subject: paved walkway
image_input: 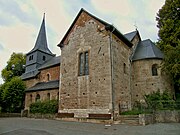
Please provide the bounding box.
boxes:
[0,118,180,135]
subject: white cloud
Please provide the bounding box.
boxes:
[90,0,165,41]
[91,0,133,17]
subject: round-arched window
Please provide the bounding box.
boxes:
[30,94,32,103]
[47,93,50,100]
[152,64,158,76]
[47,73,50,81]
[36,94,40,102]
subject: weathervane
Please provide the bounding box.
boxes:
[134,21,138,30]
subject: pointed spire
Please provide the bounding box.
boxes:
[27,14,53,55]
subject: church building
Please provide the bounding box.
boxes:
[57,9,173,119]
[22,9,173,120]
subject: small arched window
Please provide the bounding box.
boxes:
[29,55,33,61]
[43,56,46,61]
[36,94,40,102]
[47,73,50,81]
[47,93,50,100]
[30,94,32,103]
[152,64,158,76]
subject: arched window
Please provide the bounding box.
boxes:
[152,64,158,76]
[47,73,50,81]
[43,56,46,61]
[29,56,31,61]
[47,93,50,100]
[35,94,40,102]
[30,94,32,103]
[29,55,33,61]
[79,51,89,76]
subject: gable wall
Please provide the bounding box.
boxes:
[63,11,105,45]
[59,12,113,117]
[111,34,132,115]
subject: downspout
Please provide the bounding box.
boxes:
[129,58,132,110]
[109,26,115,120]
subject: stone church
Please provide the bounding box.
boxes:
[22,9,173,119]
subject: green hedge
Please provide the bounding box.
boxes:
[144,90,177,110]
[30,100,58,114]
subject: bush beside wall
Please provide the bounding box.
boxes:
[30,100,58,114]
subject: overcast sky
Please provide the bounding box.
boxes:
[0,0,165,84]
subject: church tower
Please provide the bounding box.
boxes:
[21,14,55,80]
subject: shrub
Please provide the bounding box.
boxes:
[144,90,176,110]
[30,100,58,114]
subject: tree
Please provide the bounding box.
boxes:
[0,52,26,112]
[156,0,180,92]
[1,52,26,82]
[0,77,25,112]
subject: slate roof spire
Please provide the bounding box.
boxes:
[21,14,55,80]
[132,39,164,61]
[27,13,53,55]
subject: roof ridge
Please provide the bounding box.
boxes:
[58,8,132,48]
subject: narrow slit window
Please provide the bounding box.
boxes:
[43,56,46,61]
[57,92,59,100]
[85,52,89,75]
[47,74,50,81]
[123,63,126,74]
[79,53,84,76]
[29,56,31,61]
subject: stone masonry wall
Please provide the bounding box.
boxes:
[25,89,59,110]
[39,66,60,82]
[129,34,141,59]
[59,11,112,118]
[24,77,39,89]
[24,65,60,110]
[131,59,173,104]
[131,34,140,47]
[111,34,131,115]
